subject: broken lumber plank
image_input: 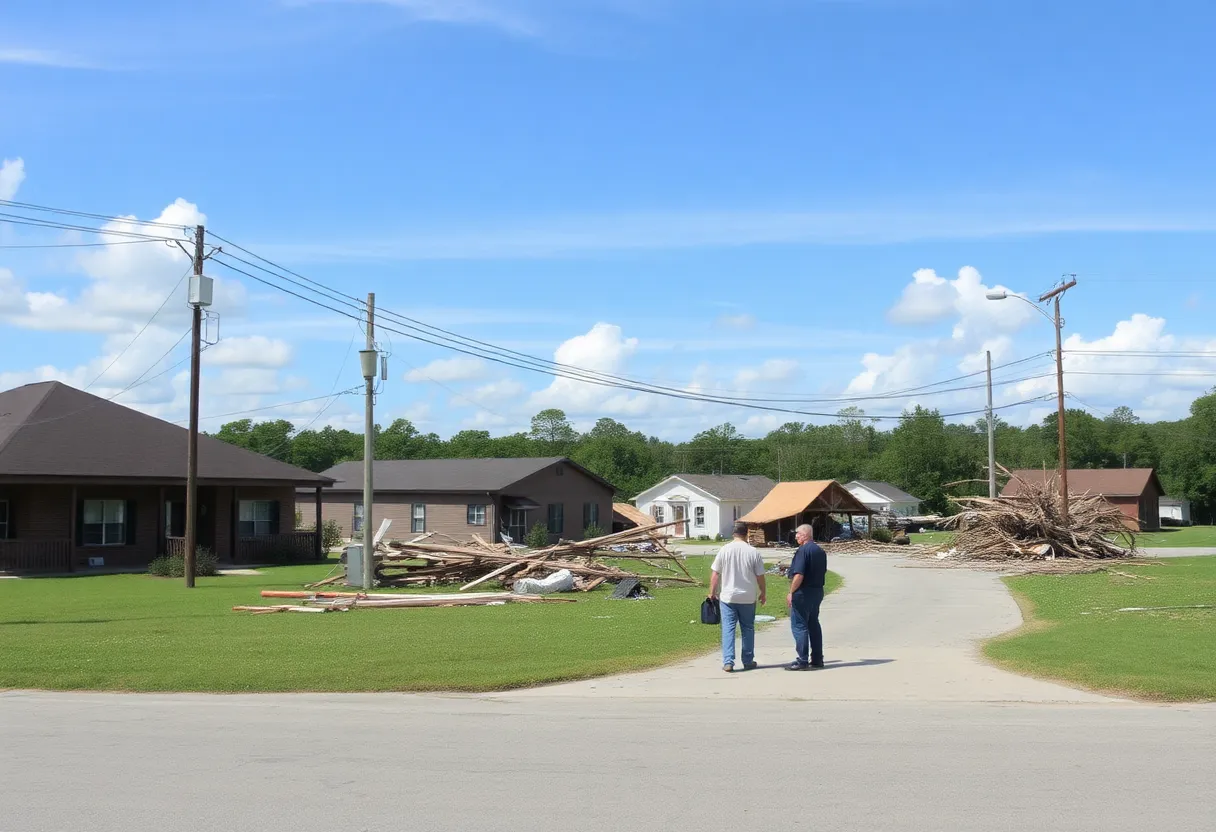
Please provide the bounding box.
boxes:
[459,559,529,592]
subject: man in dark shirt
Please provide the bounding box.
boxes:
[785,523,826,670]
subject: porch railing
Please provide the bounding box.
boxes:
[165,537,186,557]
[0,539,72,573]
[237,531,318,563]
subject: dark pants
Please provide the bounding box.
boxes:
[790,587,824,666]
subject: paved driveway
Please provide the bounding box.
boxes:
[510,554,1115,702]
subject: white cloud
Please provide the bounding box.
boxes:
[0,267,27,314]
[207,336,294,368]
[733,358,800,389]
[0,49,96,69]
[529,322,643,415]
[958,336,1016,374]
[845,345,930,395]
[887,266,1034,340]
[210,368,284,397]
[404,356,488,383]
[717,313,756,330]
[0,158,25,200]
[466,378,527,404]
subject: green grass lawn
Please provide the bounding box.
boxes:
[986,556,1216,702]
[908,530,953,547]
[1120,525,1216,548]
[0,557,839,693]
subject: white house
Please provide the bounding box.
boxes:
[844,480,923,517]
[1160,497,1192,526]
[634,474,776,539]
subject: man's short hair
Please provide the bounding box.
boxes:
[796,524,813,536]
[733,521,749,538]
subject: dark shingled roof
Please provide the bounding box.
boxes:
[319,457,615,493]
[1001,468,1164,499]
[0,382,331,485]
[847,480,923,505]
[670,474,777,501]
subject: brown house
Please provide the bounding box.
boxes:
[312,457,616,544]
[0,381,332,573]
[1000,468,1165,531]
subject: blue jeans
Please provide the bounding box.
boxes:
[720,601,757,667]
[790,588,824,666]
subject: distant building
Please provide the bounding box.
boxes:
[739,480,872,544]
[844,480,923,517]
[1159,497,1192,526]
[633,474,776,539]
[1000,468,1165,531]
[311,457,615,545]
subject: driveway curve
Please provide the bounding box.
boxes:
[506,554,1119,703]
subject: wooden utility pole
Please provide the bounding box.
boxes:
[986,350,996,499]
[361,293,377,591]
[184,225,205,587]
[1039,278,1077,523]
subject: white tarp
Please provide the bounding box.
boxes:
[513,569,575,595]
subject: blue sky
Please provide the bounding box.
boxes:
[3,0,1216,438]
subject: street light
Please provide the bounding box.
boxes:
[988,277,1078,522]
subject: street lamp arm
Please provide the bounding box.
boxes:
[986,291,1057,325]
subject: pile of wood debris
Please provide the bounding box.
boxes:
[234,590,571,614]
[309,519,698,592]
[939,468,1135,561]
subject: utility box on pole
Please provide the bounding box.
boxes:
[188,274,214,307]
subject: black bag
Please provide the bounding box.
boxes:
[700,597,721,625]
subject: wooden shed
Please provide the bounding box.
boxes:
[739,480,872,544]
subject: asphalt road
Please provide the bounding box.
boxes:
[2,692,1213,832]
[4,552,1213,831]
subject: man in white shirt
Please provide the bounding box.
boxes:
[708,521,767,672]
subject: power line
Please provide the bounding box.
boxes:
[208,255,365,322]
[0,197,191,230]
[0,212,189,243]
[203,230,364,304]
[0,238,170,250]
[183,388,362,424]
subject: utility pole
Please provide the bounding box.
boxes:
[1040,277,1077,523]
[986,350,996,499]
[359,293,377,591]
[184,224,207,588]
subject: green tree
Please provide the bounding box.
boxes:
[529,409,578,454]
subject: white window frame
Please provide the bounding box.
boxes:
[467,504,487,526]
[0,499,9,540]
[239,500,275,536]
[352,502,365,534]
[694,506,706,528]
[83,499,126,547]
[652,505,665,523]
[733,505,740,521]
[412,503,426,533]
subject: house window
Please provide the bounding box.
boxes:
[547,503,564,534]
[83,499,127,546]
[583,502,600,529]
[732,505,740,521]
[0,500,9,540]
[412,503,426,533]
[652,505,665,523]
[694,506,706,528]
[467,504,487,526]
[239,501,277,536]
[352,502,365,534]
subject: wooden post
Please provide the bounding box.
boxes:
[314,486,323,561]
[68,485,77,572]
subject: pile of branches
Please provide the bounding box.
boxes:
[312,519,698,591]
[942,468,1135,560]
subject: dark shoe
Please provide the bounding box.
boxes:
[743,661,758,671]
[723,664,734,673]
[810,660,825,669]
[785,661,809,671]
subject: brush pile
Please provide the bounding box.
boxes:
[314,519,699,591]
[941,469,1135,560]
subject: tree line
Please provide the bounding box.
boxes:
[212,391,1216,523]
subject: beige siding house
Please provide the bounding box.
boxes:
[312,457,616,545]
